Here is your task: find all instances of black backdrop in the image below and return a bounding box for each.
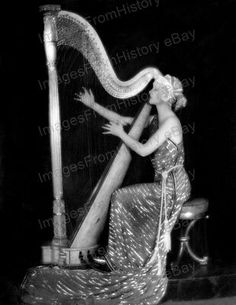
[0,0,236,293]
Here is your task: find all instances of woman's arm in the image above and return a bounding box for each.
[102,117,182,157]
[74,88,154,127]
[112,115,154,128]
[74,88,132,126]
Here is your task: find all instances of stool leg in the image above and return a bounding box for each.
[185,218,208,265]
[171,222,190,266]
[176,236,188,264]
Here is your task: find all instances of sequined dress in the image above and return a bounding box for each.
[21,115,191,305]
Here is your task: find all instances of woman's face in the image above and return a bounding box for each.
[149,87,162,105]
[149,83,173,105]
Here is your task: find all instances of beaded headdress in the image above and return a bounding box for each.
[153,74,187,110]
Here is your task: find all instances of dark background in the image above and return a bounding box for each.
[0,0,236,303]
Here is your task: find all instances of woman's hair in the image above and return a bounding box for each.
[153,74,187,111]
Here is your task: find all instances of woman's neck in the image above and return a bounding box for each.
[156,103,174,123]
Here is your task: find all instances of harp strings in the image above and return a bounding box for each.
[57,44,123,237]
[55,19,155,240]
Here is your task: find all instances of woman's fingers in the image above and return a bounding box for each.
[74,92,83,98]
[89,89,94,99]
[81,87,89,97]
[74,90,91,104]
[101,126,110,130]
[102,123,112,127]
[102,131,111,134]
[74,95,81,101]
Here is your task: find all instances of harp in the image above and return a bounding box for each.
[40,4,163,266]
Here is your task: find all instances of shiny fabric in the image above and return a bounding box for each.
[21,115,191,305]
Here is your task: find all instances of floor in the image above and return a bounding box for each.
[1,258,236,304]
[162,258,236,303]
[162,296,236,305]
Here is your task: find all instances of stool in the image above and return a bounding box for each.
[173,198,209,265]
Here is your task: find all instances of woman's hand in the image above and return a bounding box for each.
[119,116,133,126]
[74,88,95,108]
[102,121,124,137]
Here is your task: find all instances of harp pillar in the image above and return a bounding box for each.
[40,5,68,255]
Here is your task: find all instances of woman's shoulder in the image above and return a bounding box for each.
[150,114,180,126]
[160,115,182,144]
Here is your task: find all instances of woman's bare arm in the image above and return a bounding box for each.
[75,88,131,126]
[74,88,155,127]
[102,116,182,157]
[116,114,154,128]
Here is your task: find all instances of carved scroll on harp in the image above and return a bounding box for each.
[40,5,163,266]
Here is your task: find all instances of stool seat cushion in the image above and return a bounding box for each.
[180,198,209,219]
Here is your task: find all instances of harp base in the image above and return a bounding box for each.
[42,244,98,267]
[52,237,68,247]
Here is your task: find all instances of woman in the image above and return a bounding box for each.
[75,74,191,270]
[22,75,191,305]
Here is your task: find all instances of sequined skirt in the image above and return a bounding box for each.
[21,170,190,305]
